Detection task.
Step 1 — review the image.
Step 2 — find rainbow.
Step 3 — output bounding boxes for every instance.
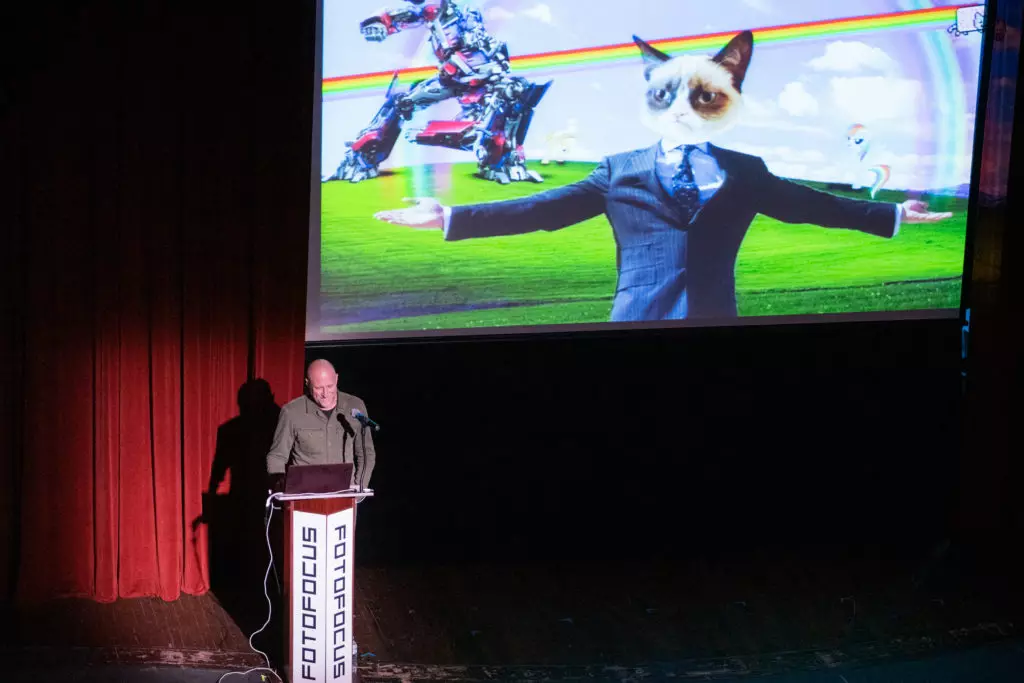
[899,0,971,191]
[323,4,973,97]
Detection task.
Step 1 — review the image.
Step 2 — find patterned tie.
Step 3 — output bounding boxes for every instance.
[669,145,700,220]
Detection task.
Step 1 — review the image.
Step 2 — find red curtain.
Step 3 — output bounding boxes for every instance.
[2,2,310,602]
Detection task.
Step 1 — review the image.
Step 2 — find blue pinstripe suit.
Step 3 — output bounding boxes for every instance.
[445,143,901,322]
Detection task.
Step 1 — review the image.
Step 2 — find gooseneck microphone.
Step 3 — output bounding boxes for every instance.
[351,408,381,432]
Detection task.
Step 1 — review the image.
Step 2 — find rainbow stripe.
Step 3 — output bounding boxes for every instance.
[323,4,972,97]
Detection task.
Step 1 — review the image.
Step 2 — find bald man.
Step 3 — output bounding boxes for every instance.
[266,359,377,491]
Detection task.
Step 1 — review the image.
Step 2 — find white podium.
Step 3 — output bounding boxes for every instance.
[279,464,373,683]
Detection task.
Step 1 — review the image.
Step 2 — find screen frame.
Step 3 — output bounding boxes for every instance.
[307,0,995,347]
[957,0,999,328]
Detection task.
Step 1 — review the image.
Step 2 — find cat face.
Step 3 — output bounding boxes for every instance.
[634,31,753,145]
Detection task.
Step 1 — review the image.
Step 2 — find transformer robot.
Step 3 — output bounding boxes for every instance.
[325,0,552,185]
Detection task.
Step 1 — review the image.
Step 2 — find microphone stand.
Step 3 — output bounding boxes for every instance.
[357,423,369,497]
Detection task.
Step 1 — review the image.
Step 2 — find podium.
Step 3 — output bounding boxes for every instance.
[279,463,374,683]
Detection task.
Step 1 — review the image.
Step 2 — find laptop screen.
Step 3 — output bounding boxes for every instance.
[283,463,354,495]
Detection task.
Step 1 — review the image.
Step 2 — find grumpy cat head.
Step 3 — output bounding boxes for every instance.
[634,31,754,145]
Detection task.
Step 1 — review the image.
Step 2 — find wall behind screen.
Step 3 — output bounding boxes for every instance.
[310,318,962,565]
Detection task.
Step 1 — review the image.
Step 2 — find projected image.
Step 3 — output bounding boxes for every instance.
[313,0,986,338]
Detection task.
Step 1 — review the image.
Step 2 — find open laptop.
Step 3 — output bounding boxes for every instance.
[283,463,354,495]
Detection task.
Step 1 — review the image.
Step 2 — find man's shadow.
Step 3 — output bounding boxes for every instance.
[192,378,283,662]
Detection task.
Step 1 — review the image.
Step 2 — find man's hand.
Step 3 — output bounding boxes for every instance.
[374,197,446,229]
[361,21,388,42]
[268,473,285,494]
[900,200,953,224]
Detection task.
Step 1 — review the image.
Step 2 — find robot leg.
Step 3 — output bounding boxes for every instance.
[476,78,552,184]
[326,73,408,183]
[327,76,460,182]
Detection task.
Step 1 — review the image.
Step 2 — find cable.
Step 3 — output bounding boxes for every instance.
[216,494,284,683]
[267,488,371,505]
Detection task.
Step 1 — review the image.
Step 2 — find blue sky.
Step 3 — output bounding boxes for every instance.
[320,0,986,191]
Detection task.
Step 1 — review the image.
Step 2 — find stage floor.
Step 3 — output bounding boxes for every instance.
[6,636,1024,682]
[5,544,1022,681]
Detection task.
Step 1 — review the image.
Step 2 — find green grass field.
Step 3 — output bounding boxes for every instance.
[319,162,966,333]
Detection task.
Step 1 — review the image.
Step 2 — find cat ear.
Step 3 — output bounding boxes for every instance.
[713,30,754,91]
[633,35,671,81]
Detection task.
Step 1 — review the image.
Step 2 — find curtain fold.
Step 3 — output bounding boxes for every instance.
[4,1,309,603]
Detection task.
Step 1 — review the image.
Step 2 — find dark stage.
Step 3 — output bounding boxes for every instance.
[3,1,1024,682]
[5,546,1024,681]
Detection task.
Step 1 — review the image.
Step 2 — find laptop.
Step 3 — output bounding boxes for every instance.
[283,463,354,495]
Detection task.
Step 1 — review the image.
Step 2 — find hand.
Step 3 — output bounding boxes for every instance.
[268,473,285,494]
[374,197,446,229]
[900,200,953,224]
[361,22,388,42]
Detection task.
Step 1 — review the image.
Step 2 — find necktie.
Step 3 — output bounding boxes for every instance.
[669,145,700,220]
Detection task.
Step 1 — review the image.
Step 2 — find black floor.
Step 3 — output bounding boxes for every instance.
[6,538,1023,682]
[7,636,1024,682]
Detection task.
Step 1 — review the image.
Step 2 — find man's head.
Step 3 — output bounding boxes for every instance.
[305,359,339,411]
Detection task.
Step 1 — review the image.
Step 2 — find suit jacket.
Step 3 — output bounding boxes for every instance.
[446,144,899,321]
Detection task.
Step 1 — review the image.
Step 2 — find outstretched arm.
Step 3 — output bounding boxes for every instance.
[360,4,441,42]
[374,160,610,238]
[753,159,951,237]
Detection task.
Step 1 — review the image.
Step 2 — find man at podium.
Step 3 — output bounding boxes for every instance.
[265,359,375,682]
[266,359,377,492]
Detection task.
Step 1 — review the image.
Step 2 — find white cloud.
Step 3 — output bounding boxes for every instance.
[742,0,773,11]
[726,141,841,181]
[737,118,831,136]
[885,152,941,167]
[522,4,554,24]
[483,4,554,25]
[808,41,898,74]
[735,95,829,136]
[829,77,923,122]
[766,162,810,179]
[729,144,826,164]
[777,82,819,117]
[740,94,778,117]
[484,7,516,21]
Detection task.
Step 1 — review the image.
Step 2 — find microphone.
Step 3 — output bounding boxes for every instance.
[351,408,381,432]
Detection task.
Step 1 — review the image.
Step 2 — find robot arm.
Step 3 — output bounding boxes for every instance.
[486,40,510,70]
[360,4,442,42]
